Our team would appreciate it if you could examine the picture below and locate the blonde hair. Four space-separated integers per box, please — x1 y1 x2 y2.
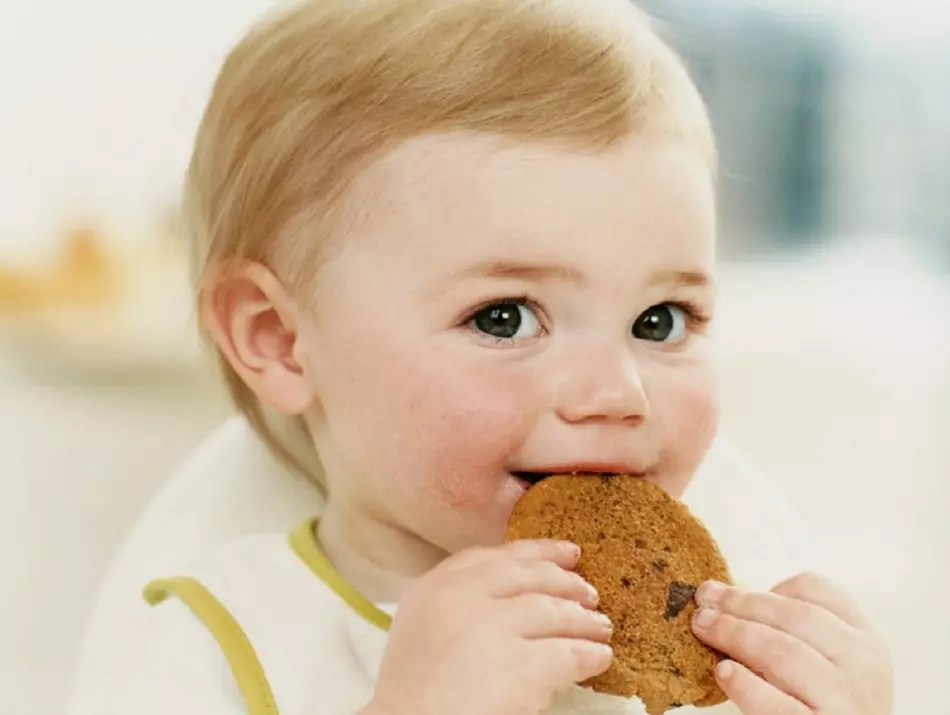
184 0 715 491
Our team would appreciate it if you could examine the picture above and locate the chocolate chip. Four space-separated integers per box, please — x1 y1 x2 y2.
598 531 606 541
621 576 632 588
635 538 647 548
651 558 669 572
669 702 683 709
671 666 682 677
663 545 672 553
664 581 697 620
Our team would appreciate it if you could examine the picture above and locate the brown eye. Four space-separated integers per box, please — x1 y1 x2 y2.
632 304 687 343
470 301 541 340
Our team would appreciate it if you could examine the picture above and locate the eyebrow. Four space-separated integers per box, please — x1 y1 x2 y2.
431 261 712 296
647 269 712 289
449 259 585 285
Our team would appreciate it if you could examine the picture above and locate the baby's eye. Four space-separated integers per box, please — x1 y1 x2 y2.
632 303 688 343
469 300 542 341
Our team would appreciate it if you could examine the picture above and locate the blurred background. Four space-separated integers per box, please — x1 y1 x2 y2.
1 0 948 713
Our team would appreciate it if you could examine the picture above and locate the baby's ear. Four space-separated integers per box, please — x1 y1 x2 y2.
200 260 318 415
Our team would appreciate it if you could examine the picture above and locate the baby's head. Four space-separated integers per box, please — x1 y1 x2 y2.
189 0 718 563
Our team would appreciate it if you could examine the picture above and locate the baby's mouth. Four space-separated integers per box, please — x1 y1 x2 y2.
511 471 622 488
511 471 550 487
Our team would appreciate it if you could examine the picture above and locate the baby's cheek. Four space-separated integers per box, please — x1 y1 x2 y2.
407 369 538 508
659 366 719 497
678 375 719 445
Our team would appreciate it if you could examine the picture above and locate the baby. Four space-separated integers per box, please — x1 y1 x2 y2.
112 1 894 713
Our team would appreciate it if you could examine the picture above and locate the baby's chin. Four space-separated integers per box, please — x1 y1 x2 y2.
458 472 552 548
444 482 526 552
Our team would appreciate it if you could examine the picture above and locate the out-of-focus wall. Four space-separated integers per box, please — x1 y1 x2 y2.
0 371 231 715
0 0 274 259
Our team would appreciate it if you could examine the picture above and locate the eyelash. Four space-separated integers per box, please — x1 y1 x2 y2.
663 299 714 334
459 294 545 334
458 296 714 340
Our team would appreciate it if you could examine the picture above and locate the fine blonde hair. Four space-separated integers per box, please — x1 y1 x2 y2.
183 0 715 491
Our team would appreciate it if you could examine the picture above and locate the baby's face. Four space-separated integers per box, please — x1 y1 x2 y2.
298 131 718 555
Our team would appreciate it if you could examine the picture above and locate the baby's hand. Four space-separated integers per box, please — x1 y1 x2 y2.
364 539 612 715
690 573 893 715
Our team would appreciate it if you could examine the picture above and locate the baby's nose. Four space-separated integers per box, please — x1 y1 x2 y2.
554 348 649 425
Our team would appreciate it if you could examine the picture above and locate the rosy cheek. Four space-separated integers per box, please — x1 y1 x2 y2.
679 372 719 442
398 362 538 508
658 367 719 497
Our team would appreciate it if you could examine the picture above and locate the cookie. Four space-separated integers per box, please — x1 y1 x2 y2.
505 474 732 715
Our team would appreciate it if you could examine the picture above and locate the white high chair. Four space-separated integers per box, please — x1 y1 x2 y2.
67 416 816 715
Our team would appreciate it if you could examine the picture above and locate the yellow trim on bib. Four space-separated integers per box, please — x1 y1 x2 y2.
144 577 279 715
289 518 393 631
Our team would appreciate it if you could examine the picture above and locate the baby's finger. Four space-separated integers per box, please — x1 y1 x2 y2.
692 608 834 707
771 572 873 632
696 582 859 662
507 594 612 641
502 538 582 568
445 539 579 572
489 559 598 607
715 660 810 715
529 638 613 685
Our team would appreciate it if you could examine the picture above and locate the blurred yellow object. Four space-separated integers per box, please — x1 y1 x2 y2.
0 223 202 376
0 227 121 313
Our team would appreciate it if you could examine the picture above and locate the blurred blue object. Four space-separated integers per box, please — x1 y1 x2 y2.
637 0 950 268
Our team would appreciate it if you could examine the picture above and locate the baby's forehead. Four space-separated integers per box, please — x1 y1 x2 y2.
353 130 710 219
332 131 716 294
357 129 711 224
356 132 560 197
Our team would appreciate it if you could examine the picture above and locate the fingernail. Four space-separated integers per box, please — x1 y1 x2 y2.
595 611 613 631
586 582 599 603
716 660 735 681
562 541 581 557
698 580 726 607
693 607 718 629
